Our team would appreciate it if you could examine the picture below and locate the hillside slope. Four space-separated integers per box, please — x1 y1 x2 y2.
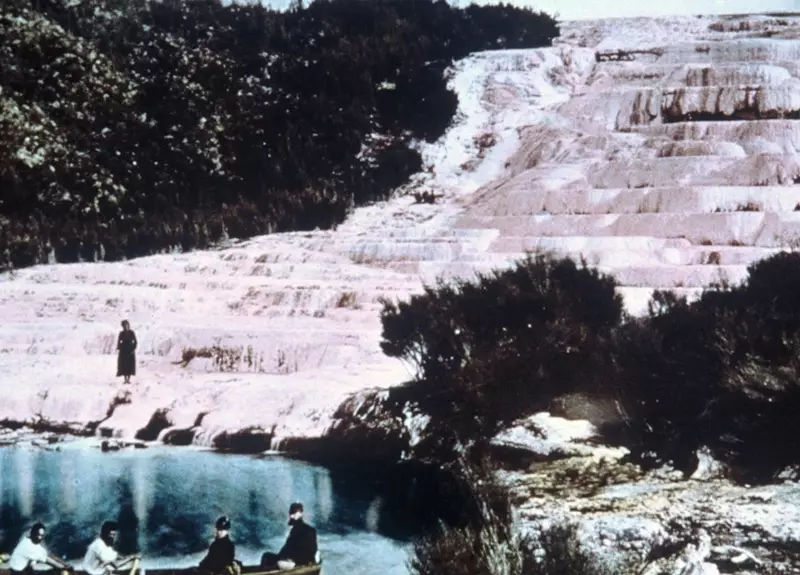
3 11 800 446
0 43 571 443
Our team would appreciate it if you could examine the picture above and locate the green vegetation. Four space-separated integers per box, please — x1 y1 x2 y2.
395 251 800 572
617 252 800 480
0 0 558 271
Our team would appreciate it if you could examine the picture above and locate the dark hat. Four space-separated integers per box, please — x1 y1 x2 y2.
101 521 119 538
288 502 304 515
216 516 231 530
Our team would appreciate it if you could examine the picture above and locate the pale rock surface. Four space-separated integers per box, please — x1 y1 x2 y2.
1 10 800 573
1 12 800 461
690 446 729 481
454 12 800 313
493 412 800 574
640 529 719 575
0 32 579 441
490 412 627 462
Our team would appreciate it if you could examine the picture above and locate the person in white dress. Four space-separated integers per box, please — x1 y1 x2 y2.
8 523 73 575
83 522 139 575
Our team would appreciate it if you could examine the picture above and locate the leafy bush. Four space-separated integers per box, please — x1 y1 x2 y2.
0 0 558 271
380 253 624 444
408 459 619 575
615 252 800 480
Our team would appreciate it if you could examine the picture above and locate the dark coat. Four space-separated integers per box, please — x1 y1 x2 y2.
279 520 317 566
199 535 235 573
116 329 137 377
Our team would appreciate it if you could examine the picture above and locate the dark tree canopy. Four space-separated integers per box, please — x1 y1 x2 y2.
0 0 559 270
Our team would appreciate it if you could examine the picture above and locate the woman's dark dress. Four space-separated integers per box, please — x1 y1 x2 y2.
117 330 137 377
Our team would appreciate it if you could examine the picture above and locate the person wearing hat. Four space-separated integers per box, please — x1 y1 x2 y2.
198 516 236 575
116 320 137 384
260 503 318 571
83 521 139 575
8 523 73 575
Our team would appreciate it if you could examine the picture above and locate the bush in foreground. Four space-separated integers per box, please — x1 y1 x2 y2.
408 457 613 575
615 252 800 480
409 459 525 575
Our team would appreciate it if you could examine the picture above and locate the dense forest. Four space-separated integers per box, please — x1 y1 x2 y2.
0 0 558 271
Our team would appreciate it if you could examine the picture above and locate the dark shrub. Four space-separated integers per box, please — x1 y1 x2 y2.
380 253 624 443
381 250 800 482
614 252 800 480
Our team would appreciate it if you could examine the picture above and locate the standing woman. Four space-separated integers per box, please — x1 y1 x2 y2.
117 320 137 384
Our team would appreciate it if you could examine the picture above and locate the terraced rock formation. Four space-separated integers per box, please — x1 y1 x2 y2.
2 12 800 446
449 14 800 314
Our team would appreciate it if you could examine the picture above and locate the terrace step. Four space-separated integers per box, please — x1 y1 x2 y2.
457 212 800 247
466 186 800 216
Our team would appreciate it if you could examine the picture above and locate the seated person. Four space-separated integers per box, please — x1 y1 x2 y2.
198 516 236 575
9 523 73 575
261 503 318 571
83 521 139 575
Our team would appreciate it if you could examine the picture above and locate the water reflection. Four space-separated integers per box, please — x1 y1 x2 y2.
314 473 333 525
365 496 383 533
58 454 77 515
14 448 34 518
131 456 151 553
0 448 415 575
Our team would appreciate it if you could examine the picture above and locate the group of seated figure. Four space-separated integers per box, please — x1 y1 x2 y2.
4 503 319 575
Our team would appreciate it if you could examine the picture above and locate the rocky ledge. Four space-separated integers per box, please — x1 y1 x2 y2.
492 408 800 575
